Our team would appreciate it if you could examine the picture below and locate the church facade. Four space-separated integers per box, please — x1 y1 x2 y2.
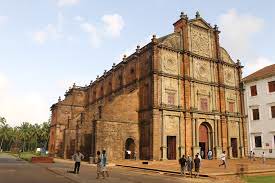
48 12 247 161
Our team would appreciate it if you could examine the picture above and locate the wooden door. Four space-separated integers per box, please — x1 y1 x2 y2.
167 136 176 160
231 138 238 158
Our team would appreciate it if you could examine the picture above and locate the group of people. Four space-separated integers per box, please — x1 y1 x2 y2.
178 153 201 178
96 150 109 179
71 150 109 179
249 151 266 164
179 151 228 178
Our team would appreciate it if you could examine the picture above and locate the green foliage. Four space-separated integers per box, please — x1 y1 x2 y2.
0 116 50 152
244 175 275 183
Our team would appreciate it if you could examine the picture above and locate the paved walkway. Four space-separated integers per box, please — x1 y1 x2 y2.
50 158 244 183
114 158 275 177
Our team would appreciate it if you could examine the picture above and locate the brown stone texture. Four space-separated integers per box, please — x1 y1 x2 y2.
48 13 247 161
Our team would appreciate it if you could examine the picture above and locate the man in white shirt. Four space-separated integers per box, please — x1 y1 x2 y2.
218 151 226 168
72 150 84 174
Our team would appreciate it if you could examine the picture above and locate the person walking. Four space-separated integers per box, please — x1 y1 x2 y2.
186 155 193 178
262 152 266 164
218 151 227 168
194 154 201 178
179 155 187 176
249 151 252 161
96 151 104 179
72 150 84 174
208 150 213 160
101 150 109 177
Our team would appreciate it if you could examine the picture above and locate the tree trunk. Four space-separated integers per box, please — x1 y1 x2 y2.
0 138 3 151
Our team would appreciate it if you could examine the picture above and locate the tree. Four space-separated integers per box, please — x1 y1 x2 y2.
0 117 51 152
19 122 31 152
0 117 9 151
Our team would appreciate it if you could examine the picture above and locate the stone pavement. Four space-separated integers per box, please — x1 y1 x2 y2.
49 159 244 183
114 158 275 177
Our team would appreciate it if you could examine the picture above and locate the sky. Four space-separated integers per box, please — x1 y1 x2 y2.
0 0 274 126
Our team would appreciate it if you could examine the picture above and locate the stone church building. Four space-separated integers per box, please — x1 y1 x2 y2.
48 12 247 161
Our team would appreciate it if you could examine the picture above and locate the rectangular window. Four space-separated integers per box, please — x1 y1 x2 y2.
252 108 260 120
250 85 257 96
167 92 175 105
255 136 262 148
268 81 275 93
229 102 234 113
200 98 208 112
271 106 275 118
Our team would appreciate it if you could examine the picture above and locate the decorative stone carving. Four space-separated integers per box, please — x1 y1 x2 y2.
194 58 210 81
191 26 210 57
226 90 236 100
162 34 181 49
162 77 178 105
164 116 179 135
161 50 178 74
220 47 235 64
224 67 235 86
196 84 210 96
191 20 211 30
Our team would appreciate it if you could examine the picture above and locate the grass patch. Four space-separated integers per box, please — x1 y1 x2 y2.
19 152 38 162
244 175 275 183
4 151 47 162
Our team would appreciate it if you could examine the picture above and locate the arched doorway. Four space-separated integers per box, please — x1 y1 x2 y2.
199 122 212 159
125 138 135 159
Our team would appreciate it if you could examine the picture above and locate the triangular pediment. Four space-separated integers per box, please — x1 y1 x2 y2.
190 18 213 30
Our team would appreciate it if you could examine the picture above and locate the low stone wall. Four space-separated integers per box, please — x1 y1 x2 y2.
31 157 54 163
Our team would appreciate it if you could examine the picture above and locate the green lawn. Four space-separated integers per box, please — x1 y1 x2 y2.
244 175 275 183
19 152 38 162
6 151 47 162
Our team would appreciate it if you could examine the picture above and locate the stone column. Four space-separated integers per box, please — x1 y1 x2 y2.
215 119 222 158
63 129 67 159
226 118 231 159
161 111 167 160
152 109 161 160
185 114 193 156
192 118 200 156
208 131 212 150
179 113 185 157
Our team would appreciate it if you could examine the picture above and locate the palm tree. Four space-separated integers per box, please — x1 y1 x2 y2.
19 122 31 152
0 119 10 151
40 122 50 149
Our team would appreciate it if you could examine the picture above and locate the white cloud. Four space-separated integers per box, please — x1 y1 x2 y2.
244 57 274 76
102 14 125 38
218 9 264 60
80 22 101 47
56 0 80 7
32 24 63 44
32 12 65 44
0 16 8 26
78 13 125 48
218 9 271 76
116 35 152 61
74 15 84 22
